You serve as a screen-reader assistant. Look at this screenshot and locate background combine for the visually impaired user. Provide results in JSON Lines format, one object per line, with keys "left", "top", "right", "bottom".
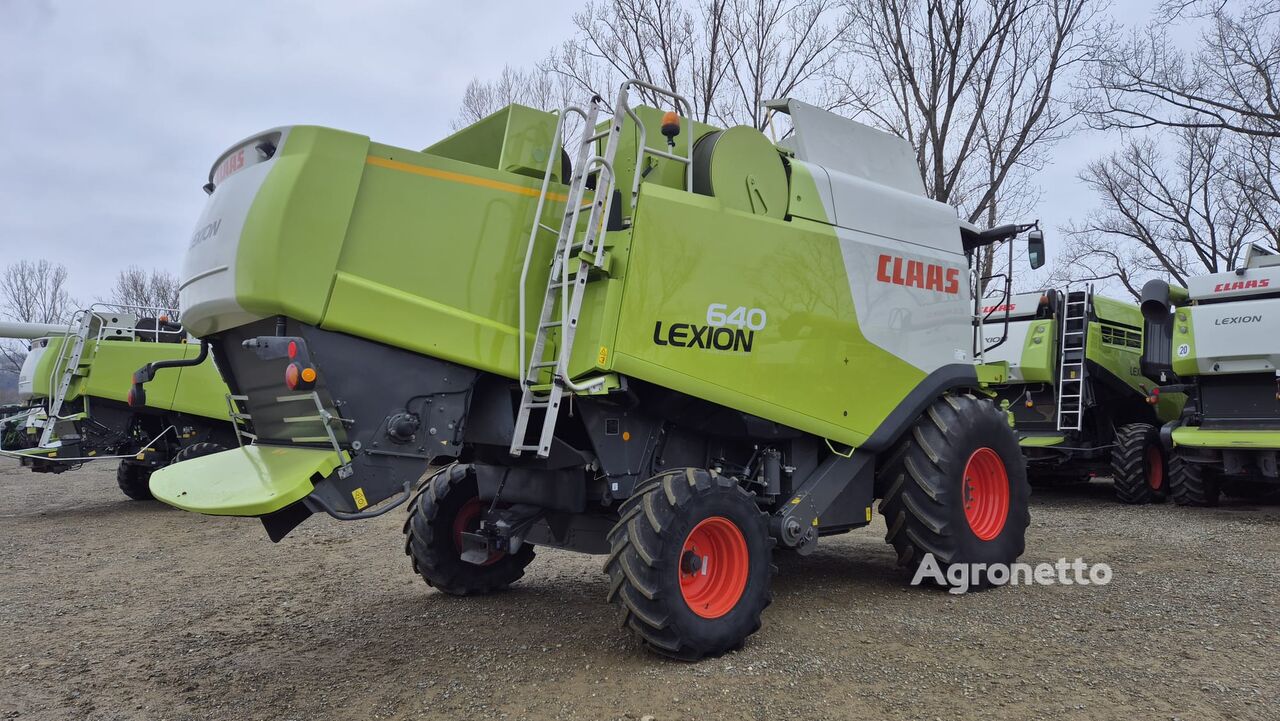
{"left": 138, "top": 80, "right": 1044, "bottom": 659}
{"left": 1143, "top": 246, "right": 1280, "bottom": 506}
{"left": 1, "top": 306, "right": 235, "bottom": 500}
{"left": 979, "top": 288, "right": 1185, "bottom": 503}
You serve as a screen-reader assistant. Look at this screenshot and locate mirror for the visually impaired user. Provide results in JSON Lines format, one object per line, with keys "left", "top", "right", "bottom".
{"left": 1027, "top": 229, "right": 1045, "bottom": 270}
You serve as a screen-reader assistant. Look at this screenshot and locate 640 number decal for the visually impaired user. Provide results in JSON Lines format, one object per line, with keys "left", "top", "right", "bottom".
{"left": 653, "top": 303, "right": 765, "bottom": 353}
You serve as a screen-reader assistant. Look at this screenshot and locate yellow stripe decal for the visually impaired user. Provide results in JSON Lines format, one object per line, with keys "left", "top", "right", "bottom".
{"left": 365, "top": 156, "right": 568, "bottom": 202}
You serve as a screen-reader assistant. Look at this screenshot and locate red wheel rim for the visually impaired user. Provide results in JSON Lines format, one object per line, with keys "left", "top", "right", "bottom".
{"left": 1146, "top": 446, "right": 1164, "bottom": 490}
{"left": 452, "top": 498, "right": 503, "bottom": 566}
{"left": 678, "top": 517, "right": 749, "bottom": 619}
{"left": 962, "top": 448, "right": 1010, "bottom": 541}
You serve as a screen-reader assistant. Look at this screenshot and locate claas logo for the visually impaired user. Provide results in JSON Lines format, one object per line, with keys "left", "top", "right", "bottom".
{"left": 876, "top": 254, "right": 961, "bottom": 295}
{"left": 1213, "top": 278, "right": 1271, "bottom": 293}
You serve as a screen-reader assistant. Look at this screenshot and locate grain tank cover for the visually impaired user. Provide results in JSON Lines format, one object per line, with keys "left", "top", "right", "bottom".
{"left": 764, "top": 98, "right": 925, "bottom": 197}
{"left": 691, "top": 126, "right": 788, "bottom": 219}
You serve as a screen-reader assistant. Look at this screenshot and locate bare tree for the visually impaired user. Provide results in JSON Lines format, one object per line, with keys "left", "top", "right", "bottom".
{"left": 107, "top": 266, "right": 180, "bottom": 315}
{"left": 1053, "top": 126, "right": 1271, "bottom": 298}
{"left": 1087, "top": 0, "right": 1280, "bottom": 138}
{"left": 452, "top": 65, "right": 579, "bottom": 129}
{"left": 0, "top": 259, "right": 76, "bottom": 372}
{"left": 509, "top": 0, "right": 849, "bottom": 128}
{"left": 830, "top": 0, "right": 1108, "bottom": 284}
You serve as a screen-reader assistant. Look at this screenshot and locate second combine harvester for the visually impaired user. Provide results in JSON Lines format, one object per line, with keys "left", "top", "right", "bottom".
{"left": 137, "top": 81, "right": 1043, "bottom": 658}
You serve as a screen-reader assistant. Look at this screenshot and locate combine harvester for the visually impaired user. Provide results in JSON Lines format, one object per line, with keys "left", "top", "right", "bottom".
{"left": 1142, "top": 245, "right": 1280, "bottom": 505}
{"left": 138, "top": 81, "right": 1044, "bottom": 658}
{"left": 979, "top": 288, "right": 1184, "bottom": 503}
{"left": 1, "top": 306, "right": 235, "bottom": 499}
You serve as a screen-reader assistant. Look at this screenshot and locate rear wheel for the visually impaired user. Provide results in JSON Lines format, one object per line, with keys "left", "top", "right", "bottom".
{"left": 116, "top": 461, "right": 153, "bottom": 501}
{"left": 1111, "top": 423, "right": 1166, "bottom": 504}
{"left": 172, "top": 442, "right": 227, "bottom": 464}
{"left": 1169, "top": 452, "right": 1221, "bottom": 507}
{"left": 403, "top": 464, "right": 535, "bottom": 596}
{"left": 605, "top": 468, "right": 772, "bottom": 660}
{"left": 878, "top": 394, "right": 1030, "bottom": 587}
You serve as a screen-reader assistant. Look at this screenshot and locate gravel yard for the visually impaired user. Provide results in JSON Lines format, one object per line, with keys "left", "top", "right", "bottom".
{"left": 1, "top": 459, "right": 1277, "bottom": 721}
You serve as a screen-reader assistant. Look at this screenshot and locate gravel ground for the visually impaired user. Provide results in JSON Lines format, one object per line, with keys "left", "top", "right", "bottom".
{"left": 1, "top": 459, "right": 1277, "bottom": 721}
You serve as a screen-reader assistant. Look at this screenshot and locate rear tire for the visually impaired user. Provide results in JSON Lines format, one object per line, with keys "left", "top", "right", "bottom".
{"left": 172, "top": 442, "right": 227, "bottom": 464}
{"left": 1111, "top": 423, "right": 1166, "bottom": 504}
{"left": 116, "top": 461, "right": 153, "bottom": 501}
{"left": 403, "top": 464, "right": 535, "bottom": 596}
{"left": 1169, "top": 452, "right": 1221, "bottom": 507}
{"left": 605, "top": 468, "right": 773, "bottom": 660}
{"left": 878, "top": 394, "right": 1030, "bottom": 588}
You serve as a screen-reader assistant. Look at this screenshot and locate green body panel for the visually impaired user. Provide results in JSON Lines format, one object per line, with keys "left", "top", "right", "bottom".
{"left": 149, "top": 445, "right": 347, "bottom": 515}
{"left": 1015, "top": 319, "right": 1056, "bottom": 383}
{"left": 425, "top": 104, "right": 569, "bottom": 183}
{"left": 26, "top": 335, "right": 67, "bottom": 398}
{"left": 606, "top": 107, "right": 719, "bottom": 222}
{"left": 1171, "top": 427, "right": 1280, "bottom": 450}
{"left": 608, "top": 185, "right": 924, "bottom": 447}
{"left": 225, "top": 111, "right": 926, "bottom": 446}
{"left": 32, "top": 337, "right": 227, "bottom": 420}
{"left": 1019, "top": 435, "right": 1066, "bottom": 448}
{"left": 1171, "top": 308, "right": 1197, "bottom": 377}
{"left": 983, "top": 294, "right": 1183, "bottom": 426}
{"left": 235, "top": 126, "right": 370, "bottom": 329}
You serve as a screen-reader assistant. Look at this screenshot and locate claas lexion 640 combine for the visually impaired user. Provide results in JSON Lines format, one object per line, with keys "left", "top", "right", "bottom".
{"left": 977, "top": 287, "right": 1185, "bottom": 503}
{"left": 137, "top": 80, "right": 1045, "bottom": 658}
{"left": 1, "top": 307, "right": 235, "bottom": 500}
{"left": 1141, "top": 245, "right": 1280, "bottom": 506}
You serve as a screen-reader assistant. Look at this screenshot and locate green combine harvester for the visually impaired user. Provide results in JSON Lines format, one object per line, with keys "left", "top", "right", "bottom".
{"left": 1142, "top": 245, "right": 1280, "bottom": 505}
{"left": 138, "top": 80, "right": 1045, "bottom": 658}
{"left": 978, "top": 288, "right": 1185, "bottom": 503}
{"left": 1, "top": 306, "right": 235, "bottom": 499}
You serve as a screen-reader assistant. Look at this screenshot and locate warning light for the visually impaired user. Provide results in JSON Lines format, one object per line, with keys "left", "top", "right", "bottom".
{"left": 661, "top": 111, "right": 680, "bottom": 142}
{"left": 158, "top": 314, "right": 169, "bottom": 323}
{"left": 300, "top": 367, "right": 317, "bottom": 383}
{"left": 285, "top": 363, "right": 300, "bottom": 389}
{"left": 287, "top": 341, "right": 298, "bottom": 359}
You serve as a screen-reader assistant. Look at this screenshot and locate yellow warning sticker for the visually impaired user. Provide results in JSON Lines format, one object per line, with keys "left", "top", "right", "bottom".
{"left": 597, "top": 346, "right": 609, "bottom": 365}
{"left": 865, "top": 506, "right": 872, "bottom": 522}
{"left": 352, "top": 487, "right": 368, "bottom": 510}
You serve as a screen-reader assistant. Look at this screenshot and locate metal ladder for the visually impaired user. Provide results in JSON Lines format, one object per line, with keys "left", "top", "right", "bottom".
{"left": 510, "top": 79, "right": 693, "bottom": 458}
{"left": 38, "top": 311, "right": 95, "bottom": 447}
{"left": 1055, "top": 285, "right": 1093, "bottom": 432}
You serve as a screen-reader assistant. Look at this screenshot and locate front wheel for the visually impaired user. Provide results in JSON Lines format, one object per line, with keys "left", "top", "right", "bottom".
{"left": 878, "top": 394, "right": 1030, "bottom": 588}
{"left": 403, "top": 464, "right": 536, "bottom": 596}
{"left": 1111, "top": 423, "right": 1166, "bottom": 504}
{"left": 605, "top": 468, "right": 773, "bottom": 660}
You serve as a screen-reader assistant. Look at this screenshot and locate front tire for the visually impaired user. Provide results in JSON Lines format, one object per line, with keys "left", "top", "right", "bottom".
{"left": 1111, "top": 423, "right": 1167, "bottom": 504}
{"left": 878, "top": 394, "right": 1030, "bottom": 588}
{"left": 605, "top": 468, "right": 773, "bottom": 660}
{"left": 1169, "top": 452, "right": 1221, "bottom": 507}
{"left": 403, "top": 464, "right": 536, "bottom": 596}
{"left": 116, "top": 461, "right": 154, "bottom": 501}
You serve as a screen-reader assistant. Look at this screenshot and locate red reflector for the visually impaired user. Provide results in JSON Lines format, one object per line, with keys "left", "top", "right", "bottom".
{"left": 287, "top": 341, "right": 297, "bottom": 359}
{"left": 285, "top": 363, "right": 300, "bottom": 390}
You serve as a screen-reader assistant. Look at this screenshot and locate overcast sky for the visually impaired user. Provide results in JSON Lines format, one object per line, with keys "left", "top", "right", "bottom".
{"left": 0, "top": 0, "right": 1175, "bottom": 303}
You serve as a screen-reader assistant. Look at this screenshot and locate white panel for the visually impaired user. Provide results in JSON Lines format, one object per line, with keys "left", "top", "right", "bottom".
{"left": 179, "top": 128, "right": 292, "bottom": 337}
{"left": 16, "top": 341, "right": 46, "bottom": 401}
{"left": 836, "top": 226, "right": 973, "bottom": 372}
{"left": 1187, "top": 266, "right": 1280, "bottom": 301}
{"left": 978, "top": 320, "right": 1035, "bottom": 381}
{"left": 779, "top": 99, "right": 925, "bottom": 196}
{"left": 1187, "top": 297, "right": 1280, "bottom": 374}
